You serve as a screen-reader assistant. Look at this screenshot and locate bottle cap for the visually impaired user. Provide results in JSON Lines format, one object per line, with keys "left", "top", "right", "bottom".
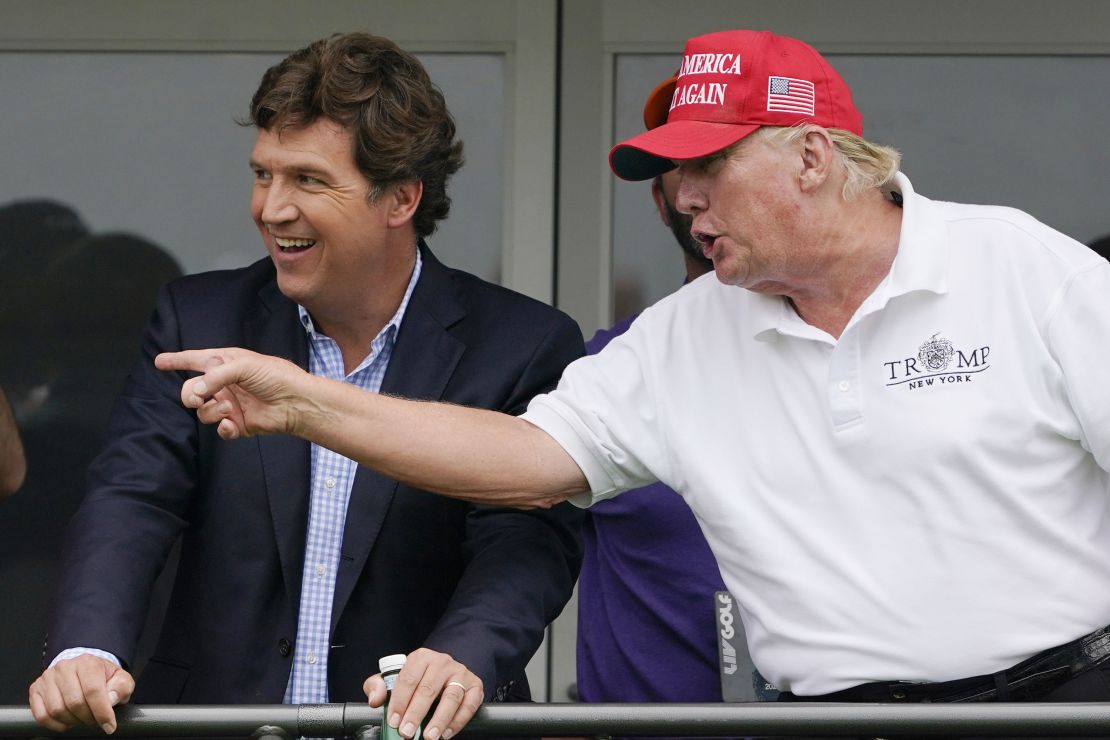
{"left": 379, "top": 654, "right": 407, "bottom": 674}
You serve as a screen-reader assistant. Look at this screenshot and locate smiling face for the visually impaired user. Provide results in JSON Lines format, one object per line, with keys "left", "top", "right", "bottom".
{"left": 249, "top": 118, "right": 415, "bottom": 325}
{"left": 676, "top": 133, "right": 816, "bottom": 295}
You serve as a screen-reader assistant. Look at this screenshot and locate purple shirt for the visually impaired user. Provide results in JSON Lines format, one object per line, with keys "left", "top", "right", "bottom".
{"left": 576, "top": 314, "right": 728, "bottom": 705}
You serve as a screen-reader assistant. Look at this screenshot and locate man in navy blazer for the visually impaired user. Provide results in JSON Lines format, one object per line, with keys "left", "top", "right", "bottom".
{"left": 30, "top": 33, "right": 584, "bottom": 740}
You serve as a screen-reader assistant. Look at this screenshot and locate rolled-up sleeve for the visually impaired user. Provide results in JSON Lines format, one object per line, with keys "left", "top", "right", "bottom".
{"left": 522, "top": 317, "right": 669, "bottom": 507}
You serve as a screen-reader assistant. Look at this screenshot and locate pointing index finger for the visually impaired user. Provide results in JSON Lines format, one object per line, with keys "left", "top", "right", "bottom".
{"left": 155, "top": 349, "right": 231, "bottom": 373}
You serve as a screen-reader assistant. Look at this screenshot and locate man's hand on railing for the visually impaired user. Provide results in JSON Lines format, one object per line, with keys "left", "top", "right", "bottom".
{"left": 362, "top": 648, "right": 483, "bottom": 740}
{"left": 28, "top": 655, "right": 135, "bottom": 735}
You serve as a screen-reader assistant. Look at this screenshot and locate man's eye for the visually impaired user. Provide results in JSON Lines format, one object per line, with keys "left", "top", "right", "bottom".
{"left": 678, "top": 159, "right": 703, "bottom": 175}
{"left": 688, "top": 157, "right": 718, "bottom": 175}
{"left": 252, "top": 169, "right": 271, "bottom": 182}
{"left": 298, "top": 175, "right": 324, "bottom": 186}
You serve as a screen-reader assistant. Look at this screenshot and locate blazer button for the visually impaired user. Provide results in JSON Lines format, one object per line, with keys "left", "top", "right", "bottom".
{"left": 278, "top": 638, "right": 292, "bottom": 657}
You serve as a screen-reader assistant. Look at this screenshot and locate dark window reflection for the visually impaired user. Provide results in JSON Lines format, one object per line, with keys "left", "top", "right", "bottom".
{"left": 0, "top": 199, "right": 182, "bottom": 701}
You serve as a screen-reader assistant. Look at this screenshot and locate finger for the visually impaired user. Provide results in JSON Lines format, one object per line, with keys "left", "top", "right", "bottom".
{"left": 218, "top": 417, "right": 243, "bottom": 440}
{"left": 180, "top": 364, "right": 247, "bottom": 407}
{"left": 58, "top": 661, "right": 105, "bottom": 729}
{"left": 106, "top": 668, "right": 135, "bottom": 707}
{"left": 38, "top": 668, "right": 84, "bottom": 729}
{"left": 191, "top": 389, "right": 243, "bottom": 435}
{"left": 29, "top": 681, "right": 70, "bottom": 733}
{"left": 423, "top": 678, "right": 481, "bottom": 740}
{"left": 363, "top": 674, "right": 387, "bottom": 708}
{"left": 384, "top": 656, "right": 419, "bottom": 725}
{"left": 181, "top": 375, "right": 211, "bottom": 408}
{"left": 196, "top": 397, "right": 230, "bottom": 424}
{"left": 155, "top": 349, "right": 234, "bottom": 373}
{"left": 76, "top": 667, "right": 117, "bottom": 734}
{"left": 214, "top": 387, "right": 247, "bottom": 433}
{"left": 392, "top": 661, "right": 440, "bottom": 739}
{"left": 441, "top": 682, "right": 483, "bottom": 740}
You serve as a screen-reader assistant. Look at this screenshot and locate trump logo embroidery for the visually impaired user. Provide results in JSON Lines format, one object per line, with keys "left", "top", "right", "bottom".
{"left": 883, "top": 333, "right": 992, "bottom": 391}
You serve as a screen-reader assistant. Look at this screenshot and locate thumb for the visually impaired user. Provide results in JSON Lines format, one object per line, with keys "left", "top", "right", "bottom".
{"left": 363, "top": 673, "right": 387, "bottom": 707}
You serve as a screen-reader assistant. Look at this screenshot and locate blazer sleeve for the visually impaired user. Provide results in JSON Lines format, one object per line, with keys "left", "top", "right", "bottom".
{"left": 45, "top": 284, "right": 199, "bottom": 668}
{"left": 421, "top": 313, "right": 586, "bottom": 698}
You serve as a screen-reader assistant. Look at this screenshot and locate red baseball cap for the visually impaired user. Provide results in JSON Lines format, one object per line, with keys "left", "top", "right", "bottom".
{"left": 610, "top": 30, "right": 863, "bottom": 181}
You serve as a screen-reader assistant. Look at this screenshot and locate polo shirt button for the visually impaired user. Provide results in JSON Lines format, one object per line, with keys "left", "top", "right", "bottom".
{"left": 278, "top": 638, "right": 291, "bottom": 657}
{"left": 837, "top": 380, "right": 850, "bottom": 392}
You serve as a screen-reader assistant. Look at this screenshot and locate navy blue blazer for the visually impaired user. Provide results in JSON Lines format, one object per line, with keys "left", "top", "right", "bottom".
{"left": 46, "top": 244, "right": 585, "bottom": 703}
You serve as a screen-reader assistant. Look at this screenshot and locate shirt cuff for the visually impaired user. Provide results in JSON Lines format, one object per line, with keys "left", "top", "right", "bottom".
{"left": 49, "top": 647, "right": 122, "bottom": 669}
{"left": 521, "top": 401, "right": 622, "bottom": 507}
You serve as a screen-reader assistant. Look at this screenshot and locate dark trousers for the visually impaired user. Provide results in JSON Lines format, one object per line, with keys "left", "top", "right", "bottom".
{"left": 775, "top": 624, "right": 1110, "bottom": 740}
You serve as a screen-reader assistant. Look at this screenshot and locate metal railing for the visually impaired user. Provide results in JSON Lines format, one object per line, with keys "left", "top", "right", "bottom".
{"left": 3, "top": 703, "right": 1110, "bottom": 738}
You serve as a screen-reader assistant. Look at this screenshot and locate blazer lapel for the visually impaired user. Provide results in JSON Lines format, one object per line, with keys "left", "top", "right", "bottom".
{"left": 330, "top": 246, "right": 466, "bottom": 632}
{"left": 245, "top": 278, "right": 312, "bottom": 608}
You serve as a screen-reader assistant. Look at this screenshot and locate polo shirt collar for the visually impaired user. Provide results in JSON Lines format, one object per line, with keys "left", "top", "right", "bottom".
{"left": 884, "top": 172, "right": 950, "bottom": 299}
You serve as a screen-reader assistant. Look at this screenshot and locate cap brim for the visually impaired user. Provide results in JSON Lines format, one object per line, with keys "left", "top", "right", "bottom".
{"left": 609, "top": 120, "right": 761, "bottom": 181}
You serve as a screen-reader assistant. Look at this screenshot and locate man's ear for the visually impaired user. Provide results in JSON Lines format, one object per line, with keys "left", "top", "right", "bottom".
{"left": 798, "top": 127, "right": 835, "bottom": 193}
{"left": 650, "top": 177, "right": 671, "bottom": 227}
{"left": 386, "top": 180, "right": 423, "bottom": 228}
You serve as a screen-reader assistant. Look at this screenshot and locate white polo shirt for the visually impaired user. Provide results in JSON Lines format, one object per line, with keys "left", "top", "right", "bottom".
{"left": 523, "top": 173, "right": 1110, "bottom": 696}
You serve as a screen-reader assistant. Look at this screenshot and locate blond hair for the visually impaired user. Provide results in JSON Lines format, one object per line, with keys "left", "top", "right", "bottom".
{"left": 756, "top": 125, "right": 901, "bottom": 200}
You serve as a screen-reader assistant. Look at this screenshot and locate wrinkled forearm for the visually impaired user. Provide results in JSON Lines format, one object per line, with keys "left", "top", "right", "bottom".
{"left": 289, "top": 374, "right": 587, "bottom": 508}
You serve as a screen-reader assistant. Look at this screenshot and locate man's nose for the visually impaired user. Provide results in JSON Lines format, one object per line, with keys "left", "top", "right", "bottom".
{"left": 259, "top": 183, "right": 298, "bottom": 224}
{"left": 675, "top": 170, "right": 707, "bottom": 215}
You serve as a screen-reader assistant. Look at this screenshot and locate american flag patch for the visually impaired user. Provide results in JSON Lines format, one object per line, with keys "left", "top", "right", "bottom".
{"left": 767, "top": 76, "right": 815, "bottom": 116}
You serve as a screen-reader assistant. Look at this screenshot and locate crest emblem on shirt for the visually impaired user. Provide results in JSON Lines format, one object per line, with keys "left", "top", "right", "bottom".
{"left": 917, "top": 333, "right": 955, "bottom": 372}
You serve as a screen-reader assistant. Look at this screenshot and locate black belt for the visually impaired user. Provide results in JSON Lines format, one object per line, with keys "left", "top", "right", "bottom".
{"left": 779, "top": 624, "right": 1110, "bottom": 703}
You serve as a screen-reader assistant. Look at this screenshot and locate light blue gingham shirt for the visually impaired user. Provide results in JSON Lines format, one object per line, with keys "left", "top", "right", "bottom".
{"left": 283, "top": 250, "right": 422, "bottom": 705}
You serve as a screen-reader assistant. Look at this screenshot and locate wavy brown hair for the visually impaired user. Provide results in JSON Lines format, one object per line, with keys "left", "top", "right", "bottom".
{"left": 249, "top": 33, "right": 464, "bottom": 237}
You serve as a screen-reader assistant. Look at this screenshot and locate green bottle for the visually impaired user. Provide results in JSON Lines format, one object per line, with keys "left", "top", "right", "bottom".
{"left": 380, "top": 654, "right": 422, "bottom": 740}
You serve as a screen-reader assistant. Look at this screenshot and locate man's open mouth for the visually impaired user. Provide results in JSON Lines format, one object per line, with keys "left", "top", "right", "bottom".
{"left": 275, "top": 237, "right": 317, "bottom": 252}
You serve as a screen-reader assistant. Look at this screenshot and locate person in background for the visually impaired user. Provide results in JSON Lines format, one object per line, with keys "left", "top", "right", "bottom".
{"left": 0, "top": 230, "right": 183, "bottom": 701}
{"left": 576, "top": 73, "right": 749, "bottom": 717}
{"left": 0, "top": 199, "right": 94, "bottom": 700}
{"left": 0, "top": 199, "right": 91, "bottom": 425}
{"left": 0, "top": 387, "right": 24, "bottom": 497}
{"left": 159, "top": 28, "right": 1110, "bottom": 733}
{"left": 29, "top": 32, "right": 584, "bottom": 740}
{"left": 1088, "top": 233, "right": 1110, "bottom": 261}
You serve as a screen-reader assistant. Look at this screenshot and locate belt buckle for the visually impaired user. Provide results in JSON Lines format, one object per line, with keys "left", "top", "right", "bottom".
{"left": 886, "top": 681, "right": 918, "bottom": 702}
